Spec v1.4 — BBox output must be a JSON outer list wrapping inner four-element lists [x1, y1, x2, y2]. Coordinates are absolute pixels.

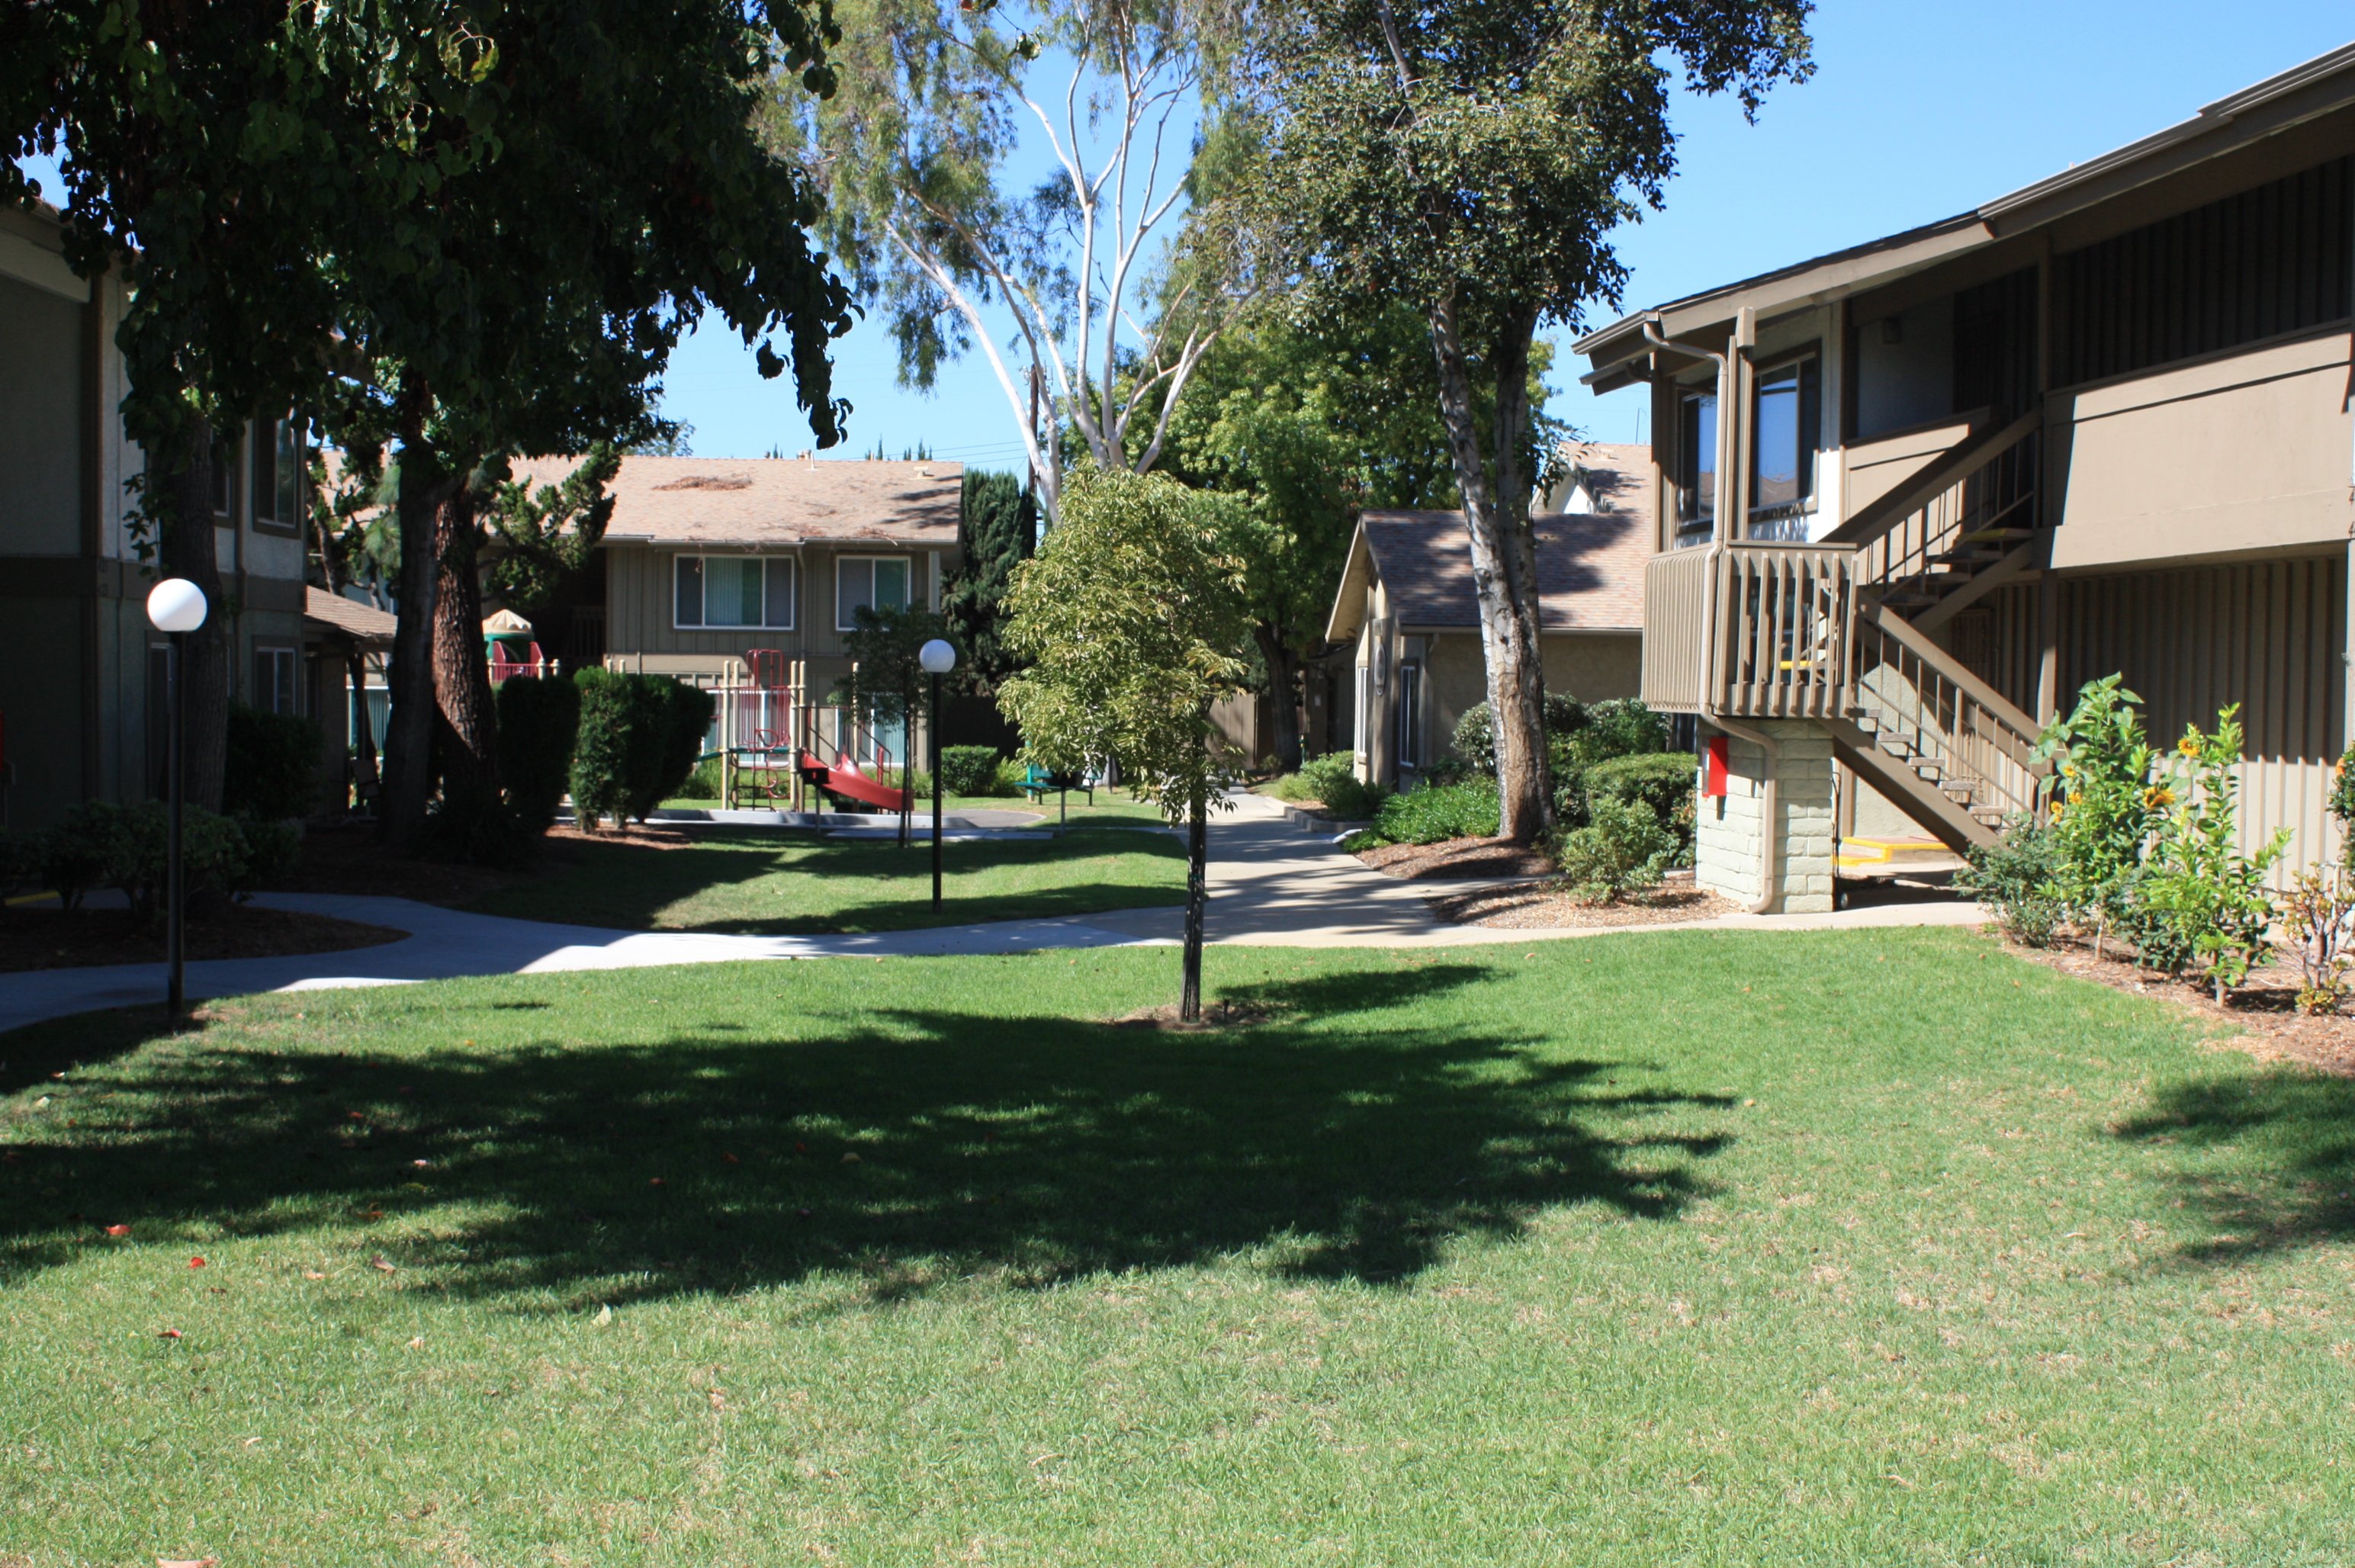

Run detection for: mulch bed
[[0, 904, 408, 973], [1425, 870, 1733, 930], [1355, 835, 1559, 881], [2000, 931, 2355, 1078], [1107, 999, 1275, 1033]]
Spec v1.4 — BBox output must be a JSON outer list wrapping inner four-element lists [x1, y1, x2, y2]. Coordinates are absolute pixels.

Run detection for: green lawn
[[5, 930, 2353, 1563], [468, 818, 1184, 933]]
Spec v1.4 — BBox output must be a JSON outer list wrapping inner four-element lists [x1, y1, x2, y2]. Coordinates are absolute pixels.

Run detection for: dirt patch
[[259, 819, 722, 909], [0, 904, 407, 972], [1427, 871, 1733, 930], [2000, 932, 2355, 1077], [1107, 999, 1275, 1033], [1356, 835, 1557, 881]]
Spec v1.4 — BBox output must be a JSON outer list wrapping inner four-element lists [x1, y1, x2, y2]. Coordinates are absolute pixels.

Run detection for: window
[[210, 436, 234, 519], [836, 555, 911, 630], [250, 416, 304, 531], [1353, 665, 1371, 755], [1750, 353, 1822, 516], [1395, 661, 1423, 770], [1675, 388, 1717, 531], [252, 646, 299, 716], [673, 554, 795, 630]]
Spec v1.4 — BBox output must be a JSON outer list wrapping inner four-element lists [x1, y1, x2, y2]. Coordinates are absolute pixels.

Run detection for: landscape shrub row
[[0, 800, 297, 924], [1961, 675, 2340, 1009]]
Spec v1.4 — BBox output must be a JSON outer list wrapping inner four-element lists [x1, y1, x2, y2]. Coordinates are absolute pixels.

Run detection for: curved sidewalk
[[0, 792, 1983, 1033]]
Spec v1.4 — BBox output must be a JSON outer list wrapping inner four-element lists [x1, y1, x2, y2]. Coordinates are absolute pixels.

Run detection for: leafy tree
[[782, 0, 1258, 525], [943, 470, 1039, 693], [1158, 303, 1563, 770], [484, 445, 622, 620], [999, 468, 1253, 1021], [1251, 0, 1813, 841]]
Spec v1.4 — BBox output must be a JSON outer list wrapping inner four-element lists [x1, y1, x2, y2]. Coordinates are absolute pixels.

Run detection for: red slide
[[798, 752, 911, 813]]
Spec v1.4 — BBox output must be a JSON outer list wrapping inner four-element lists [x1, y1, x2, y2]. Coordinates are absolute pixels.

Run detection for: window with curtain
[[1675, 389, 1717, 531], [673, 554, 796, 630], [835, 555, 912, 629]]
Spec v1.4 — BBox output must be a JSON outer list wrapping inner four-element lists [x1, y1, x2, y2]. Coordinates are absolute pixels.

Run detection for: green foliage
[[2279, 864, 2355, 1016], [999, 469, 1256, 827], [673, 760, 724, 802], [2035, 676, 2159, 932], [222, 702, 320, 821], [495, 676, 583, 833], [1269, 753, 1389, 821], [0, 829, 31, 895], [31, 800, 280, 924], [1368, 780, 1502, 847], [1567, 699, 1671, 768], [943, 471, 1037, 693], [1958, 815, 2068, 947], [1553, 795, 1679, 905], [2331, 743, 2355, 861], [570, 672, 715, 831], [484, 446, 619, 618], [839, 603, 954, 730], [1453, 693, 1592, 775], [1586, 752, 1696, 863], [2132, 708, 2290, 1000], [940, 747, 1004, 798]]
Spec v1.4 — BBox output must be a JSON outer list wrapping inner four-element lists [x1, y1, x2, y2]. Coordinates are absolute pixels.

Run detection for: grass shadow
[[2109, 1067, 2355, 1263], [0, 963, 1730, 1303]]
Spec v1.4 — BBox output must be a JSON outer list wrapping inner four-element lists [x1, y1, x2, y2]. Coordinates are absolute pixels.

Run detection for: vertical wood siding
[[1984, 554, 2347, 867]]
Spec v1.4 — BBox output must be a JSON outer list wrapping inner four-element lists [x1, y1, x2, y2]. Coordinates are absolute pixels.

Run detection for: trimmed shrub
[[1566, 698, 1669, 766], [1586, 751, 1696, 863], [1553, 795, 1678, 904], [1287, 751, 1386, 821], [33, 799, 264, 923], [940, 745, 1003, 798], [234, 811, 302, 889], [496, 675, 582, 831], [1367, 779, 1501, 845], [1450, 693, 1589, 775], [571, 671, 715, 828], [1958, 814, 2067, 946], [223, 702, 320, 820]]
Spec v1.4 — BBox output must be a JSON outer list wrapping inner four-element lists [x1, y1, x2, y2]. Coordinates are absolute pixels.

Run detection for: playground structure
[[640, 649, 914, 815]]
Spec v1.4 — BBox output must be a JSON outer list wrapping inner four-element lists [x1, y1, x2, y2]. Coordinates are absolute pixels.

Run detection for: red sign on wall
[[1703, 734, 1728, 798]]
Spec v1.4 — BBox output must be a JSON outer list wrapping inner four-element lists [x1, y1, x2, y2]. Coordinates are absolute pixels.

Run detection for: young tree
[[1253, 0, 1812, 840], [1159, 302, 1563, 770], [999, 468, 1252, 1020], [786, 0, 1258, 525], [943, 469, 1039, 693]]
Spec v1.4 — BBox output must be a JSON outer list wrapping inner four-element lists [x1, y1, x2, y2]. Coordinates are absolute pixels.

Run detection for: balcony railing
[[1642, 543, 1858, 719]]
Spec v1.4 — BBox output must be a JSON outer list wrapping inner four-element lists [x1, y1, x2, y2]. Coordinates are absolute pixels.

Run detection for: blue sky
[[663, 1, 2352, 468]]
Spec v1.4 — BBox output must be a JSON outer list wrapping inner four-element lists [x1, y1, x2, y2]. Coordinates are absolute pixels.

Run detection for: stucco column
[[1695, 721, 1837, 914]]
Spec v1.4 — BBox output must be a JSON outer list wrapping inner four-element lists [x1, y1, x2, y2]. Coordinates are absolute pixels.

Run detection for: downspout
[[1639, 316, 1778, 915]]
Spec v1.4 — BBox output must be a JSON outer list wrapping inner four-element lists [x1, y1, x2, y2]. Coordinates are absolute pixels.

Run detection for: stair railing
[[1823, 409, 2044, 598], [1709, 543, 1858, 720], [1852, 602, 2048, 823]]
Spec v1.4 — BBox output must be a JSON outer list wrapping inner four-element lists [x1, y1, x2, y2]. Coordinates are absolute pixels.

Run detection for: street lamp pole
[[918, 639, 957, 913], [146, 579, 209, 1019]]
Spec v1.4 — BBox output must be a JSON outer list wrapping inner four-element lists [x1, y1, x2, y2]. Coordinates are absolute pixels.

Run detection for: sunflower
[[2067, 790, 2084, 805], [2049, 799, 2067, 820], [2177, 736, 2201, 758], [2142, 786, 2175, 810]]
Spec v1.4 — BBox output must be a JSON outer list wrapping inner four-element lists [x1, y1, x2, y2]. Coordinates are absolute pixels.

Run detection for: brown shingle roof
[[508, 455, 963, 549], [1357, 445, 1653, 634], [304, 586, 397, 647]]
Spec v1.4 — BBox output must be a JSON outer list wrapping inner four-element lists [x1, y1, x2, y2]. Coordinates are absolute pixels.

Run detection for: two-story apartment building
[[1, 200, 350, 831], [1577, 43, 2355, 914]]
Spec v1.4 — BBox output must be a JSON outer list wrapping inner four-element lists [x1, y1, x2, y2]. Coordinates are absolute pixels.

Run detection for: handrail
[[1850, 615, 2044, 824], [1821, 408, 2043, 549], [1709, 543, 1857, 720], [1858, 602, 2045, 773]]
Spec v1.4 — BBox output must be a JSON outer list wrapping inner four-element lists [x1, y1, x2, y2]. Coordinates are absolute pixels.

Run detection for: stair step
[[1956, 525, 2035, 544]]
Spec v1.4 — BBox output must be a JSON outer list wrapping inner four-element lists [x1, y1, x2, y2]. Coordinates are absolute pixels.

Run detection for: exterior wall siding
[[606, 544, 943, 670], [1695, 724, 1836, 913], [1981, 552, 2347, 869]]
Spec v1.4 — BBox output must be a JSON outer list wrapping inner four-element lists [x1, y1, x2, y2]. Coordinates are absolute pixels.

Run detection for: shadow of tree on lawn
[[2109, 1067, 2355, 1264], [0, 964, 1731, 1303]]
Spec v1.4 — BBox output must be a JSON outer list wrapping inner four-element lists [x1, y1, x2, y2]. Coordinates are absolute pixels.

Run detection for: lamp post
[[146, 578, 208, 1017], [918, 638, 957, 911]]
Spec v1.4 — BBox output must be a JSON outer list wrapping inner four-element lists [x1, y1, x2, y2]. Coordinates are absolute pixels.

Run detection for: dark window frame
[[672, 553, 797, 631]]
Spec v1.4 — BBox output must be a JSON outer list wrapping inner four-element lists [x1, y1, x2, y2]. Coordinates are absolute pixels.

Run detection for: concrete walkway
[[0, 791, 1984, 1033]]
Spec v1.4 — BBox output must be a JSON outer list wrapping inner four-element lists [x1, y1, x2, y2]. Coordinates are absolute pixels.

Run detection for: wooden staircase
[[1820, 412, 2050, 850]]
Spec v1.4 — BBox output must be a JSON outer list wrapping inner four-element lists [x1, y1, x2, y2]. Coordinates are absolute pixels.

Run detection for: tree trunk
[[346, 647, 376, 814], [1428, 293, 1550, 842], [380, 418, 451, 850], [155, 415, 230, 813], [1256, 623, 1305, 773], [429, 471, 506, 850], [1181, 780, 1208, 1023]]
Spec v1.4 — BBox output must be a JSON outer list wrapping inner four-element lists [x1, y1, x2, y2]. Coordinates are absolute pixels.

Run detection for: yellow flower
[[2049, 800, 2066, 820], [2143, 786, 2175, 810], [2067, 790, 2084, 805], [2177, 736, 2201, 757], [2061, 763, 2077, 778]]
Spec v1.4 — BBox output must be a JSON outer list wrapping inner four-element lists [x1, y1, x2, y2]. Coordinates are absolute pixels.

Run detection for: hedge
[[939, 745, 1004, 797], [570, 670, 715, 830], [31, 799, 291, 922], [496, 676, 583, 832]]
